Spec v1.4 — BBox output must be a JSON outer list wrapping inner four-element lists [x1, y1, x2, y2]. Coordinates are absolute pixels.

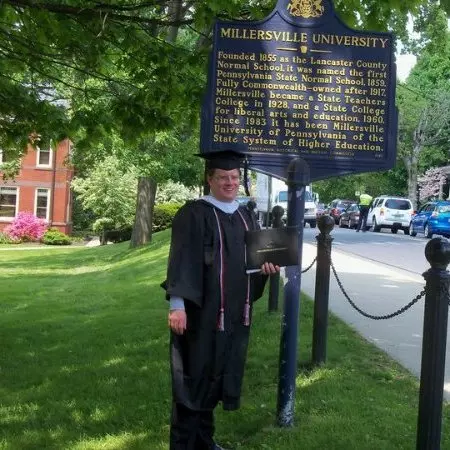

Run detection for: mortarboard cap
[[198, 151, 246, 171]]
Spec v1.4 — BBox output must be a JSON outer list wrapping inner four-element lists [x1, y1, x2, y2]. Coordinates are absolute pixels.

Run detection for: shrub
[[156, 181, 198, 203], [0, 232, 20, 244], [92, 217, 115, 245], [153, 203, 183, 232], [4, 212, 47, 242], [41, 228, 72, 245], [104, 227, 133, 243]]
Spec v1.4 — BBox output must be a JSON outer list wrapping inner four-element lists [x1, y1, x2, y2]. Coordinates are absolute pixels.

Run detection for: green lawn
[[0, 231, 449, 450]]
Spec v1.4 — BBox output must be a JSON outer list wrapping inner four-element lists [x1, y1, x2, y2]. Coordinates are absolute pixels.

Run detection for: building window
[[0, 187, 18, 219], [35, 188, 50, 220], [37, 147, 52, 167]]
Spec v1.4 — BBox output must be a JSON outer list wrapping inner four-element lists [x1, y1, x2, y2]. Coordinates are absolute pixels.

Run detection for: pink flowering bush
[[4, 212, 48, 242]]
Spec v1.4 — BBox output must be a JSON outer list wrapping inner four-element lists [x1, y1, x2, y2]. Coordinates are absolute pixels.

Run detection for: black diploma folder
[[245, 226, 299, 271]]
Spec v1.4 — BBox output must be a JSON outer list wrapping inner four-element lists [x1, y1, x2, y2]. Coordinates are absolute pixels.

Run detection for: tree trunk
[[167, 0, 183, 42], [130, 177, 156, 248], [404, 147, 420, 209]]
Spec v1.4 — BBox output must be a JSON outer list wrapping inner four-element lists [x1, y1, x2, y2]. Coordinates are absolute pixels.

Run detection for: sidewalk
[[299, 243, 450, 400]]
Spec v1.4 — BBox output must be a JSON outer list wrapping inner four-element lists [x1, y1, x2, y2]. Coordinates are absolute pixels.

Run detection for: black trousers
[[357, 205, 369, 231], [170, 402, 215, 450]]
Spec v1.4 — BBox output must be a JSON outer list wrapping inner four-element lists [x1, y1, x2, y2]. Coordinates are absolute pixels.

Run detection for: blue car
[[409, 201, 450, 238]]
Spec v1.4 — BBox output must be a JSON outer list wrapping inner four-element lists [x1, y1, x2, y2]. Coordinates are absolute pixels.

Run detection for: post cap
[[318, 215, 335, 235], [425, 237, 450, 270], [286, 158, 310, 186]]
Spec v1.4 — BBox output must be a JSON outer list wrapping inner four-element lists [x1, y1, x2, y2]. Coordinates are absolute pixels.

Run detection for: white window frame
[[0, 186, 19, 221], [35, 188, 51, 221], [36, 146, 53, 168]]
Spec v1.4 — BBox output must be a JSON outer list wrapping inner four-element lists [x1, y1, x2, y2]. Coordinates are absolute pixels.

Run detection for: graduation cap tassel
[[243, 302, 250, 326], [243, 159, 250, 197], [237, 209, 251, 327], [218, 308, 225, 331], [213, 209, 226, 332]]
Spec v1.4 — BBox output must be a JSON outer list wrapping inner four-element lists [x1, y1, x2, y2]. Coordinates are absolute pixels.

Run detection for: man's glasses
[[213, 175, 241, 183]]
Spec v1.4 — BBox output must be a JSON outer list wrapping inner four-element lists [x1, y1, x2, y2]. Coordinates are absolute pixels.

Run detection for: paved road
[[302, 224, 431, 275], [298, 225, 450, 400]]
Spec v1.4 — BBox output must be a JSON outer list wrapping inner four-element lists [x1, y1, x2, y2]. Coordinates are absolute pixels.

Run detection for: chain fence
[[321, 247, 426, 320], [301, 257, 316, 273]]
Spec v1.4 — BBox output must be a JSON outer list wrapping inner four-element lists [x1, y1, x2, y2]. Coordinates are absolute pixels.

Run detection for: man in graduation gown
[[162, 151, 279, 450]]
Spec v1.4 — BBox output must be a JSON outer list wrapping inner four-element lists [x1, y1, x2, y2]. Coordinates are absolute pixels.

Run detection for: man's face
[[208, 168, 240, 202]]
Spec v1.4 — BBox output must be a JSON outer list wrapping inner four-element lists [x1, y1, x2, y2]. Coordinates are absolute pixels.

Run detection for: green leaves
[[71, 155, 138, 230]]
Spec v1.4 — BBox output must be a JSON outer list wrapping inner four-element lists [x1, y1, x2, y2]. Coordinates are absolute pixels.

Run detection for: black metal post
[[312, 215, 335, 365], [276, 158, 309, 427], [417, 237, 450, 450], [268, 205, 284, 313], [247, 200, 258, 221]]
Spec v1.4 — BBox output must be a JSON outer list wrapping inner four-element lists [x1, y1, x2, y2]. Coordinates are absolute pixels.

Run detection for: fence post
[[311, 214, 335, 365], [268, 205, 284, 312], [417, 237, 450, 450], [247, 200, 257, 219]]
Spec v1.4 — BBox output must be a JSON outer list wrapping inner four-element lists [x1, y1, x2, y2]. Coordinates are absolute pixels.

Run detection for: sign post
[[276, 158, 309, 426], [200, 0, 398, 426]]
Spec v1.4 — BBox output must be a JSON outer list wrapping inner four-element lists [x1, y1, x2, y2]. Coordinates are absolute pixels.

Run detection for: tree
[[418, 167, 447, 201], [156, 181, 198, 203], [397, 18, 450, 207], [314, 167, 408, 205], [403, 91, 450, 207], [71, 155, 138, 244], [125, 129, 202, 247]]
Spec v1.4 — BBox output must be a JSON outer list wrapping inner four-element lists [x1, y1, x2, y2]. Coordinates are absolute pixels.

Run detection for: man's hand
[[168, 309, 187, 335], [261, 262, 280, 275]]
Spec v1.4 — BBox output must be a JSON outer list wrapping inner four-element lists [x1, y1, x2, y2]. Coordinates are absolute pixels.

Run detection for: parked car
[[316, 202, 326, 217], [326, 199, 354, 224], [409, 200, 450, 238], [366, 196, 413, 234], [339, 203, 360, 229]]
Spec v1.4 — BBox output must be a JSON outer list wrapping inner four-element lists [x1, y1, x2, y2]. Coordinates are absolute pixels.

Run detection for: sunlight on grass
[[102, 357, 126, 368], [69, 432, 148, 450], [296, 366, 336, 388]]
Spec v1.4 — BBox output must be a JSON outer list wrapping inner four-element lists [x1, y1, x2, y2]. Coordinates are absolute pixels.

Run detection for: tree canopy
[[1, 0, 447, 155]]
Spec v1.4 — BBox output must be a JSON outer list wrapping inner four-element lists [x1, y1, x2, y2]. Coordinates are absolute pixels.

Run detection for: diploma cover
[[245, 226, 299, 270]]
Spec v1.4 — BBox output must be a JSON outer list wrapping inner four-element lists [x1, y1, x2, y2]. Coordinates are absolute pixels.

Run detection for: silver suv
[[366, 196, 414, 234]]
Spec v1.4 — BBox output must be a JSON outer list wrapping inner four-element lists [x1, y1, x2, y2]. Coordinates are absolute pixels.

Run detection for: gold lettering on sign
[[212, 44, 390, 157], [287, 0, 324, 18]]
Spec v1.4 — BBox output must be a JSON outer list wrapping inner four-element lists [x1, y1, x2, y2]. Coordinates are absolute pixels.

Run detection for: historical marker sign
[[200, 0, 398, 181]]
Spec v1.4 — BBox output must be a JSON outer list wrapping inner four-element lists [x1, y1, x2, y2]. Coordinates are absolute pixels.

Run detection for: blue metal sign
[[200, 0, 398, 181]]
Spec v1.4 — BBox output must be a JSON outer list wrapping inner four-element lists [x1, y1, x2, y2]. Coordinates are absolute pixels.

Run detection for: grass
[[0, 230, 449, 449]]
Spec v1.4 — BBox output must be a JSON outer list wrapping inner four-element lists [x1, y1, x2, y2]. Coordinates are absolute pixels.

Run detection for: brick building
[[0, 139, 74, 235]]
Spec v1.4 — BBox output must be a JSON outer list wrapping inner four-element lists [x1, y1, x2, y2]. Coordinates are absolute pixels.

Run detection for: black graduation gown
[[163, 200, 267, 412]]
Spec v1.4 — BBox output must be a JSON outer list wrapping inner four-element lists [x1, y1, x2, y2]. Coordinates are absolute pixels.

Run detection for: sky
[[396, 18, 450, 82], [396, 53, 417, 81]]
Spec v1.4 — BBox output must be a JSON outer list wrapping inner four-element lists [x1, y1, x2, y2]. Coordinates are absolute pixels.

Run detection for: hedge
[[153, 202, 183, 232]]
